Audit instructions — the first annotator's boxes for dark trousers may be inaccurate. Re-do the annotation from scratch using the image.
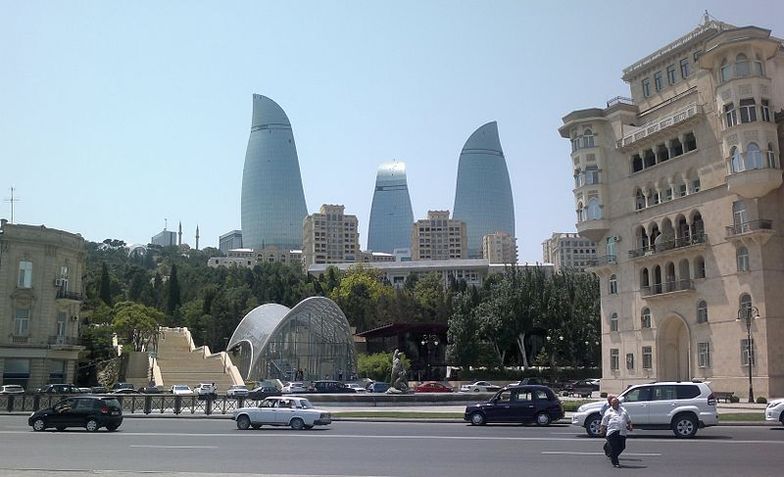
[606,431,627,466]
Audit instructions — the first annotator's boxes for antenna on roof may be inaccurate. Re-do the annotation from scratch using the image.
[4,187,20,224]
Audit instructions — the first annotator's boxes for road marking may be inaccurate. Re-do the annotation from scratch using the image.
[130,445,219,449]
[542,451,662,456]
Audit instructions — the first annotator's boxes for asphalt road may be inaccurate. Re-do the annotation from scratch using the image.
[0,416,782,477]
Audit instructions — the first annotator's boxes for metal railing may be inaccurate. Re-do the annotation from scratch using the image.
[56,289,84,301]
[47,336,82,346]
[629,233,707,258]
[587,255,617,267]
[606,96,634,108]
[726,220,773,237]
[616,103,700,148]
[641,279,695,297]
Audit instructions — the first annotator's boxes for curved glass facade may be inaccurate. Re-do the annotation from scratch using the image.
[227,297,355,382]
[241,94,308,250]
[453,121,515,258]
[367,161,414,253]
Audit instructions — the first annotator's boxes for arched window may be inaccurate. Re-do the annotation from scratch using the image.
[585,165,599,185]
[586,198,601,220]
[684,132,697,152]
[746,143,762,170]
[754,55,764,76]
[641,307,652,328]
[724,103,737,128]
[735,53,750,77]
[582,129,595,148]
[643,149,656,168]
[697,300,708,323]
[610,313,619,332]
[694,256,706,279]
[737,246,750,272]
[609,274,618,294]
[739,98,757,123]
[640,268,650,289]
[632,154,643,173]
[635,189,646,210]
[739,293,753,318]
[730,146,743,173]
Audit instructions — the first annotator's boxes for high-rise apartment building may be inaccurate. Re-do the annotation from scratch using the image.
[241,94,308,251]
[560,19,784,398]
[482,231,518,264]
[302,204,359,266]
[411,210,467,261]
[0,220,85,390]
[541,232,596,271]
[367,161,414,253]
[218,230,243,254]
[453,121,515,258]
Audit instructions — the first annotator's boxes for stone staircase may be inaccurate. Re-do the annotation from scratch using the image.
[156,328,241,393]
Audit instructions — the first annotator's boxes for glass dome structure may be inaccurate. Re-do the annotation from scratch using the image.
[227,297,356,382]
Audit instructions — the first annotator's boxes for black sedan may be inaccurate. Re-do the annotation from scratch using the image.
[464,385,564,426]
[28,396,123,432]
[560,379,599,397]
[247,386,281,400]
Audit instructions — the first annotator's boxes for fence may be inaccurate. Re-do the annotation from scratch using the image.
[0,394,266,415]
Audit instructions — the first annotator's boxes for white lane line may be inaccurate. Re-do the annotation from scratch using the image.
[130,445,219,449]
[542,451,662,456]
[5,470,392,477]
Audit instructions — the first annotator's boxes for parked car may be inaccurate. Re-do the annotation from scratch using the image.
[140,385,163,394]
[37,384,82,394]
[345,383,367,393]
[765,398,784,425]
[112,382,135,391]
[112,388,139,394]
[195,383,218,399]
[460,381,501,393]
[571,381,719,438]
[312,380,356,393]
[464,385,564,426]
[248,385,281,400]
[0,385,25,395]
[586,378,601,387]
[226,385,249,398]
[90,386,108,394]
[232,396,331,430]
[366,382,391,393]
[561,379,599,397]
[170,384,194,396]
[28,396,123,432]
[509,377,545,386]
[282,382,309,394]
[415,382,453,393]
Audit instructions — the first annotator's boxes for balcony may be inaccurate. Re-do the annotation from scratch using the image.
[616,102,702,149]
[48,336,83,347]
[55,288,84,302]
[10,335,29,344]
[726,220,774,245]
[629,234,707,260]
[726,161,782,199]
[641,279,695,298]
[576,218,610,243]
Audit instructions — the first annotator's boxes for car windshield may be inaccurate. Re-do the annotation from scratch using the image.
[298,399,314,409]
[174,386,188,390]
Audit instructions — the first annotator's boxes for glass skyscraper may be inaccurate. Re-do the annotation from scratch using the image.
[367,161,414,253]
[241,94,308,251]
[453,121,515,258]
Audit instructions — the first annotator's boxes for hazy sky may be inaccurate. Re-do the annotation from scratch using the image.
[1,1,781,261]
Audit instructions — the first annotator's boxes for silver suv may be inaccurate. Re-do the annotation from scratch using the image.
[571,381,718,438]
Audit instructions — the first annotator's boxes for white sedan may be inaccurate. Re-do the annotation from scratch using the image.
[170,384,194,396]
[232,396,331,430]
[460,381,502,393]
[765,398,784,425]
[281,382,308,394]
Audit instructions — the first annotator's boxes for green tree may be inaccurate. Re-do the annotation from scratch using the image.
[331,265,392,331]
[99,262,112,306]
[357,352,410,382]
[112,301,164,352]
[167,263,181,316]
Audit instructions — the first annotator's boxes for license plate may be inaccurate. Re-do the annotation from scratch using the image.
[111,411,120,416]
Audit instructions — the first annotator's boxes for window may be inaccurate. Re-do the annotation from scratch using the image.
[606,236,617,260]
[56,312,67,337]
[736,246,749,272]
[739,98,757,123]
[653,385,679,400]
[654,71,663,91]
[642,346,653,369]
[586,198,601,220]
[18,261,32,288]
[735,53,750,77]
[724,103,737,128]
[574,169,583,188]
[626,353,635,370]
[697,300,708,323]
[767,143,777,169]
[720,60,731,82]
[739,293,753,319]
[730,146,743,172]
[609,274,618,294]
[746,143,762,170]
[14,308,30,336]
[642,78,651,97]
[584,166,599,185]
[680,58,691,78]
[623,386,652,402]
[610,313,619,332]
[610,349,619,370]
[741,338,755,366]
[582,130,595,148]
[733,200,748,229]
[692,178,701,193]
[694,256,706,278]
[761,99,771,122]
[667,65,677,84]
[754,58,764,76]
[698,342,711,368]
[641,307,652,329]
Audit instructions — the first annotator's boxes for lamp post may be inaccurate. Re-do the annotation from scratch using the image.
[737,305,760,403]
[420,334,440,380]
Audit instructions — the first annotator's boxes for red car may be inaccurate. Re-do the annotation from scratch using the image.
[415,382,453,393]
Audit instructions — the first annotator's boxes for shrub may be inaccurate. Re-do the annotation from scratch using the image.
[356,352,410,382]
[756,396,767,404]
[729,395,740,403]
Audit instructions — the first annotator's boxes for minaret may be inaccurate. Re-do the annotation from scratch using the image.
[195,225,200,251]
[178,221,183,246]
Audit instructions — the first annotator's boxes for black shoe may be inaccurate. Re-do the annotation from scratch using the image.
[613,464,621,468]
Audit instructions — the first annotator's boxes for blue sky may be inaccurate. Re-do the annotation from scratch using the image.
[1,1,781,261]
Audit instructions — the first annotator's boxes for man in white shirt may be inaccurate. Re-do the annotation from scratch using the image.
[600,397,633,468]
[599,394,616,457]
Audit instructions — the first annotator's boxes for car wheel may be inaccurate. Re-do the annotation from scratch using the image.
[251,424,261,430]
[236,415,251,430]
[780,414,784,426]
[106,424,119,432]
[585,414,602,437]
[32,419,46,432]
[303,424,314,430]
[535,412,552,426]
[290,418,305,430]
[469,412,486,426]
[672,413,698,438]
[85,419,99,432]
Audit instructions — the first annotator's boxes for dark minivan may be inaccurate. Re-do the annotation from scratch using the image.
[312,380,356,393]
[464,385,564,426]
[28,396,123,432]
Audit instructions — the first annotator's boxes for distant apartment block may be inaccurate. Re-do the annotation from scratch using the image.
[207,246,302,269]
[411,211,467,261]
[151,228,177,247]
[219,230,243,254]
[541,232,596,271]
[482,231,518,264]
[302,204,359,266]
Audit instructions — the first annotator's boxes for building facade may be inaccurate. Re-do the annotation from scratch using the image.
[207,246,302,269]
[0,220,85,389]
[560,19,784,398]
[241,94,308,251]
[541,232,597,271]
[453,121,516,258]
[482,231,518,264]
[151,229,177,247]
[302,205,359,267]
[411,210,467,261]
[367,161,415,253]
[218,230,243,254]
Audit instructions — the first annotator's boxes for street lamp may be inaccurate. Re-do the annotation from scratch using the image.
[420,334,440,380]
[737,305,760,403]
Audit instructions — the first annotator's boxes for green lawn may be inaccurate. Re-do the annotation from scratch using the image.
[718,412,765,422]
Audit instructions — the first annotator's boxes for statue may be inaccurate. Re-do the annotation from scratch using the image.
[387,348,410,393]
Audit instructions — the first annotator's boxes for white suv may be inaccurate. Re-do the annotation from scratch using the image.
[765,398,784,425]
[572,381,719,438]
[195,383,217,398]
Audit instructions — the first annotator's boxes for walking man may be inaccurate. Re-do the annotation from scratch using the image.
[600,397,632,468]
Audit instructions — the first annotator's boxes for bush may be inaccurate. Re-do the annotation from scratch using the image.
[356,352,410,382]
[729,395,740,403]
[756,396,767,404]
